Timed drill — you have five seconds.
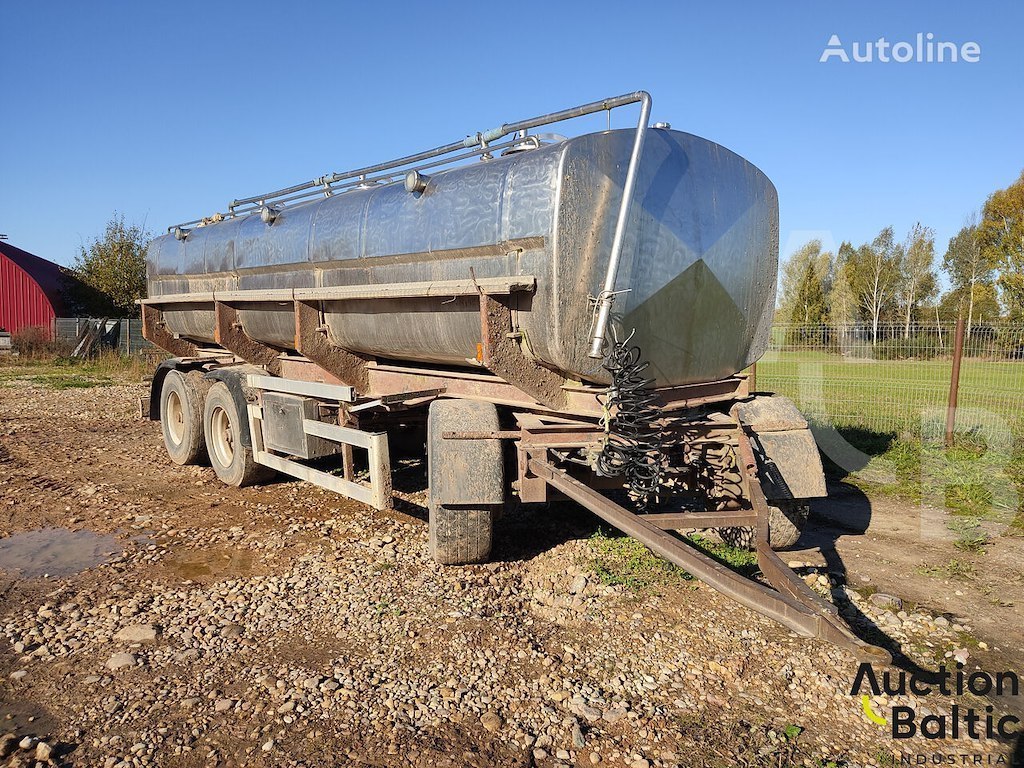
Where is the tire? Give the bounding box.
[719,501,810,551]
[160,370,208,466]
[203,382,271,487]
[427,400,504,565]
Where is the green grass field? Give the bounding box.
[757,351,1024,437]
[757,351,1024,537]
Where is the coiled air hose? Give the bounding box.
[595,333,665,510]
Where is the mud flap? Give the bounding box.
[732,395,827,500]
[428,400,505,507]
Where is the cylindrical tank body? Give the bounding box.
[147,128,778,387]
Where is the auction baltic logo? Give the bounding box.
[851,662,1019,740]
[820,33,981,63]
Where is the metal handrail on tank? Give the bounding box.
[222,136,528,217]
[167,90,654,358]
[170,91,650,227]
[586,93,651,358]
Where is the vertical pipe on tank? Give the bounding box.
[587,92,652,359]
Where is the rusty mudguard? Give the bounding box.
[732,394,828,501]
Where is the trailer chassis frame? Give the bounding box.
[140,289,885,660]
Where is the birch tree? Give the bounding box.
[848,226,902,344]
[899,223,937,338]
[942,218,996,337]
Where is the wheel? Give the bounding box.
[203,382,271,487]
[427,400,504,565]
[160,370,208,465]
[719,501,810,550]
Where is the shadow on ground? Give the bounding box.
[803,479,1023,747]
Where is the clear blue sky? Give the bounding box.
[1,1,1021,272]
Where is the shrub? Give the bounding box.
[873,334,941,360]
[783,324,835,351]
[11,325,72,358]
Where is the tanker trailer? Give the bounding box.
[140,91,886,660]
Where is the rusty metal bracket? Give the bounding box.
[442,430,523,440]
[740,435,836,614]
[348,388,445,414]
[213,301,282,375]
[527,448,891,662]
[293,300,371,392]
[479,294,569,411]
[734,430,890,661]
[140,304,199,358]
[642,511,757,530]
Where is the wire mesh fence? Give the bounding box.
[40,317,1024,439]
[757,322,1024,437]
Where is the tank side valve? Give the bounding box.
[260,206,280,225]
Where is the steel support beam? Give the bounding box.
[527,454,890,662]
[213,301,282,375]
[527,455,818,632]
[734,432,890,662]
[641,511,757,529]
[140,304,199,358]
[293,301,371,392]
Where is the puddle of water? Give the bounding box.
[163,548,256,581]
[0,528,122,578]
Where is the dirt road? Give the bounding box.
[0,372,1021,767]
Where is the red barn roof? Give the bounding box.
[0,242,71,335]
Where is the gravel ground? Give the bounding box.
[0,374,1019,766]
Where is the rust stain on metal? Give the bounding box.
[141,304,199,358]
[293,300,371,392]
[440,430,522,440]
[478,294,569,411]
[213,301,282,375]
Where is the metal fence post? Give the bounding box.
[125,318,131,355]
[945,317,966,448]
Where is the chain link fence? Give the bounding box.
[756,322,1024,437]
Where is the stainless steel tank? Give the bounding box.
[147,127,778,387]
